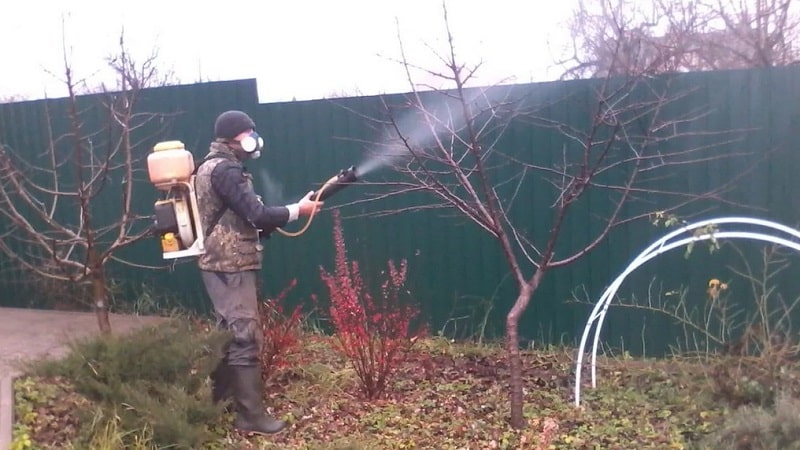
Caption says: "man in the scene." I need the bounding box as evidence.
[194,110,323,435]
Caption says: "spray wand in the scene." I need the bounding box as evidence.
[275,166,358,237]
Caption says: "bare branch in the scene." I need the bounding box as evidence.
[0,26,177,332]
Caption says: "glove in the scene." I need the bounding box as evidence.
[298,190,324,216]
[301,190,320,202]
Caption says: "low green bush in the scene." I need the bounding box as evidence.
[29,318,230,449]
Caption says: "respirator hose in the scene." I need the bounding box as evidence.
[273,173,338,237]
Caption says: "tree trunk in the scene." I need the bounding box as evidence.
[91,269,112,334]
[506,283,533,428]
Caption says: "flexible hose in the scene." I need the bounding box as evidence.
[274,173,339,237]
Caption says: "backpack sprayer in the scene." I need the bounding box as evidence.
[146,140,358,259]
[146,140,205,260]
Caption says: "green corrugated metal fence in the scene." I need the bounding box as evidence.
[1,67,799,356]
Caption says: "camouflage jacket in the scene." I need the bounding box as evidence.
[194,143,267,272]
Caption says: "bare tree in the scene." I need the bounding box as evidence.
[348,2,756,428]
[697,0,800,68]
[103,32,178,93]
[562,0,800,79]
[562,0,686,78]
[0,30,177,333]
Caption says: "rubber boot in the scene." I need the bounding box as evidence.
[230,365,286,435]
[210,360,234,410]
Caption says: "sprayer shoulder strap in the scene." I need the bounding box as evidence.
[194,153,232,239]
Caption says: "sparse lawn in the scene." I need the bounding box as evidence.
[14,317,785,450]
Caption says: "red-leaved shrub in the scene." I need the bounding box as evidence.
[258,278,304,381]
[316,209,420,399]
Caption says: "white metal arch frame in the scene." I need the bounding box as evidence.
[573,217,800,407]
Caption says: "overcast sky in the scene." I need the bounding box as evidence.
[1,0,579,103]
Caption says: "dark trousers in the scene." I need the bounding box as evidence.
[201,270,262,366]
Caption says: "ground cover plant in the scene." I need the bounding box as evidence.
[14,324,800,450]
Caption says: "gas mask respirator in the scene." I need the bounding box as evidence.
[238,132,264,159]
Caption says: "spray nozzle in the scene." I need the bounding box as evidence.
[275,165,359,238]
[312,165,358,201]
